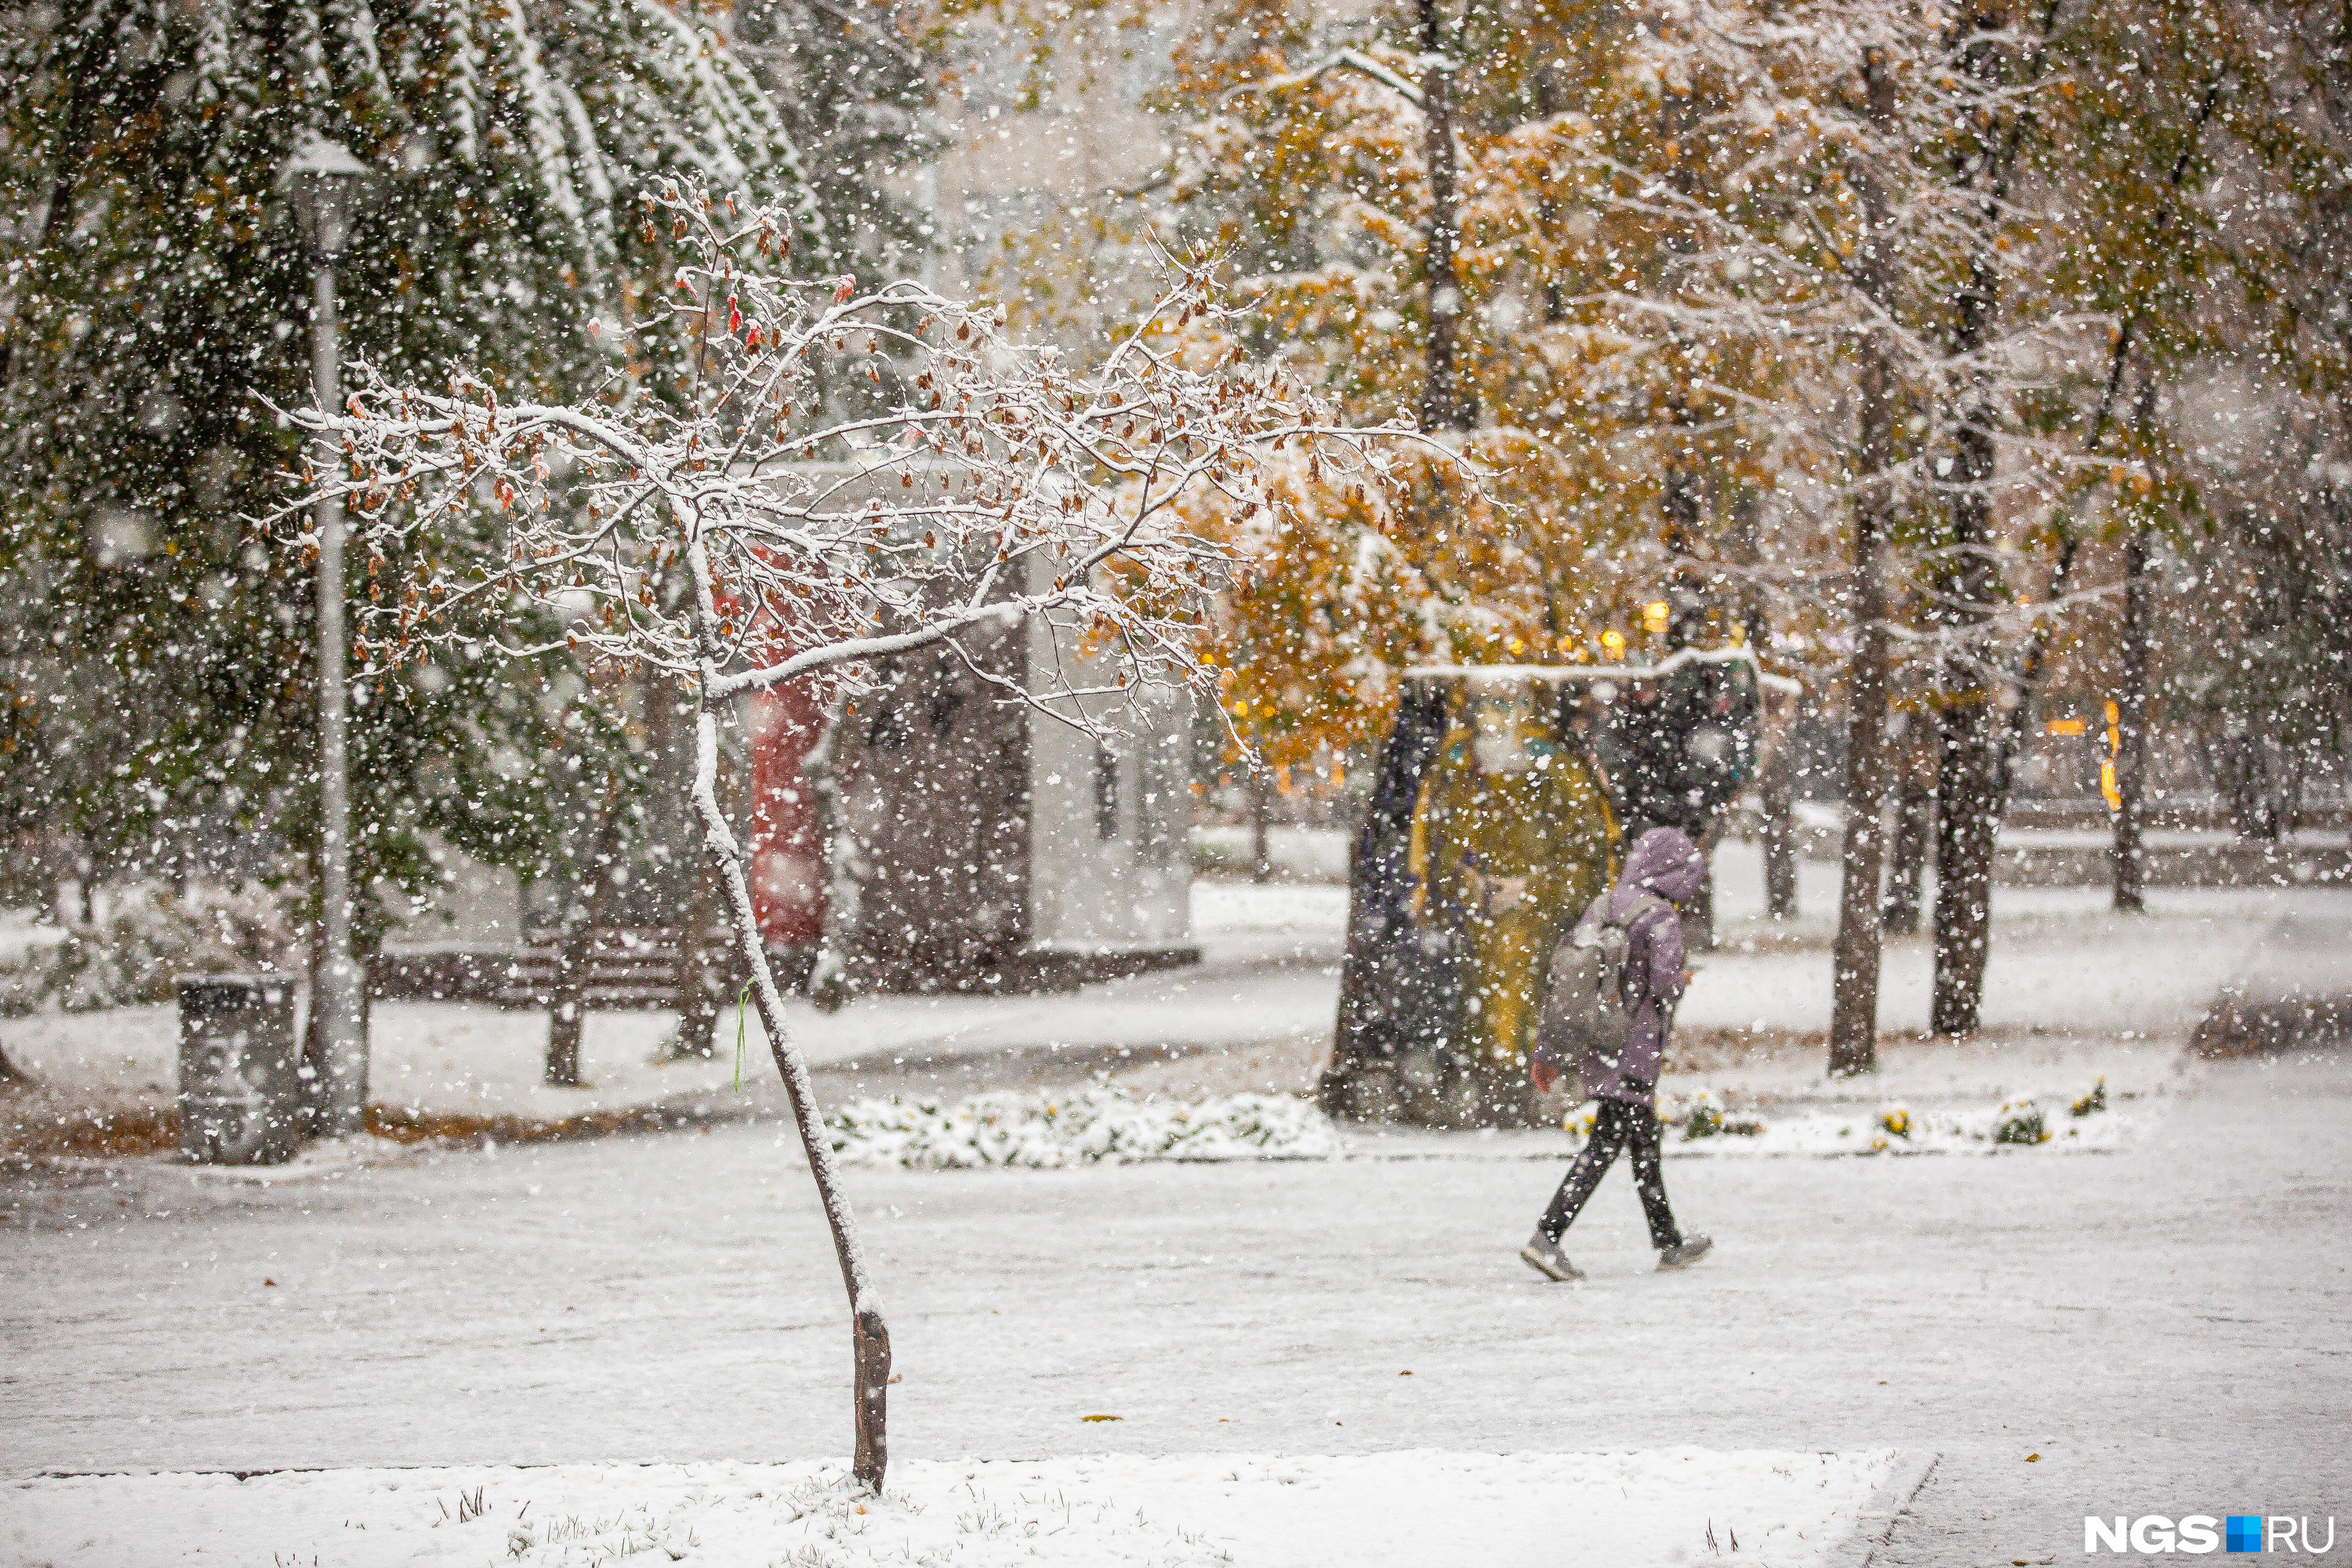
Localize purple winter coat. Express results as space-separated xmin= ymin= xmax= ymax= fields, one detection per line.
xmin=1577 ymin=827 xmax=1704 ymax=1105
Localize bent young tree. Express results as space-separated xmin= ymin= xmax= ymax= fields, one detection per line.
xmin=276 ymin=179 xmax=1400 ymax=1490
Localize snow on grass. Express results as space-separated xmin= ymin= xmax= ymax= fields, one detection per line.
xmin=828 ymin=1076 xmax=2152 ymax=1171
xmin=1642 ymin=1079 xmax=2153 ymax=1156
xmin=4 ymin=1448 xmax=1910 ymax=1567
xmin=827 ymin=1086 xmax=1345 ymax=1168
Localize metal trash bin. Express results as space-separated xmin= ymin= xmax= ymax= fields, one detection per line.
xmin=176 ymin=975 xmax=303 ymax=1165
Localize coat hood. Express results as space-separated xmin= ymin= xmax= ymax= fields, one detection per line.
xmin=1613 ymin=826 xmax=1704 ymax=913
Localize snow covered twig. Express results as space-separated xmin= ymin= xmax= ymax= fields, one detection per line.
xmin=275 ymin=183 xmax=1410 ymax=727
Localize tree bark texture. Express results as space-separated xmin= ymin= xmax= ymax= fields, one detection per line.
xmin=1828 ymin=49 xmax=1899 ymax=1078
xmin=1929 ymin=349 xmax=2005 ymax=1030
xmin=1929 ymin=684 xmax=1999 ymax=1033
xmin=1415 ymin=0 xmax=1475 ymax=432
xmin=546 ymin=795 xmax=622 ymax=1088
xmin=1927 ymin=10 xmax=2013 ymax=1039
xmin=650 ymin=674 xmax=724 ymax=1058
xmin=684 ymin=528 xmax=888 ymax=1490
xmin=2114 ymin=525 xmax=2151 ymax=912
xmin=1761 ymin=741 xmax=1798 ymax=919
xmin=1882 ymin=726 xmax=1932 ymax=938
xmin=671 ymin=854 xmax=725 ymax=1057
xmin=545 ymin=916 xmax=592 ymax=1088
xmin=1250 ymin=761 xmax=1275 ymax=884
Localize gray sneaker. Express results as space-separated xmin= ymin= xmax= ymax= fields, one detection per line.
xmin=1657 ymin=1234 xmax=1714 ymax=1271
xmin=1520 ymin=1232 xmax=1585 ymax=1282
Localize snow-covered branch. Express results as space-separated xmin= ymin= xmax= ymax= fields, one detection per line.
xmin=276 ymin=180 xmax=1414 ymax=731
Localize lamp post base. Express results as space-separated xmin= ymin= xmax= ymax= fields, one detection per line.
xmin=309 ymin=955 xmax=370 ymax=1137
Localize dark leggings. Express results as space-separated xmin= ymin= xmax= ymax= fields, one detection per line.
xmin=1538 ymin=1098 xmax=1682 ymax=1250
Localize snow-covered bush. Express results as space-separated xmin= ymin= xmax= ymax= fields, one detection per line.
xmin=826 ymin=1087 xmax=1345 ymax=1170
xmin=1991 ymin=1102 xmax=2051 ymax=1146
xmin=1659 ymin=1089 xmax=1763 ymax=1142
xmin=0 ymin=884 xmax=293 ymax=1015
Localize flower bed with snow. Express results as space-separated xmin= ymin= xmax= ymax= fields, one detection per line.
xmin=1628 ymin=1078 xmax=2152 ymax=1156
xmin=826 ymin=1087 xmax=1345 ymax=1169
xmin=4 ymin=1448 xmax=1915 ymax=1567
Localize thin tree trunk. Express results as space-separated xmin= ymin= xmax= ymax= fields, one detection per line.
xmin=0 ymin=1040 xmax=25 ymax=1085
xmin=546 ymin=797 xmax=621 ymax=1088
xmin=1250 ymin=763 xmax=1274 ymax=884
xmin=1883 ymin=744 xmax=1932 ymax=938
xmin=1828 ymin=49 xmax=1900 ymax=1079
xmin=1830 ymin=545 xmax=1893 ymax=1076
xmin=2114 ymin=536 xmax=2152 ymax=910
xmin=552 ymin=780 xmax=626 ymax=1084
xmin=684 ymin=530 xmax=889 ymax=1491
xmin=545 ymin=915 xmax=593 ymax=1088
xmin=1762 ymin=741 xmax=1798 ymax=919
xmin=672 ymin=855 xmax=724 ymax=1056
xmin=1997 ymin=531 xmax=2078 ymax=803
xmin=654 ymin=671 xmax=725 ymax=1058
xmin=2112 ymin=360 xmax=2161 ymax=911
xmin=1415 ymin=0 xmax=1475 ymax=433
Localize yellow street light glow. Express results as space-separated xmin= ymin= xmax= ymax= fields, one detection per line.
xmin=1642 ymin=601 xmax=1671 ymax=637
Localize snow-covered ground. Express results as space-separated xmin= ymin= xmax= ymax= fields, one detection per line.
xmin=2 ymin=893 xmax=2347 ymax=1566
xmin=0 ymin=881 xmax=1348 ymax=1151
xmin=0 ymin=844 xmax=2292 ymax=1158
xmin=6 ymin=1448 xmax=1918 ymax=1567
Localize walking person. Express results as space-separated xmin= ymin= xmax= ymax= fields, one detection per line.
xmin=1520 ymin=826 xmax=1714 ymax=1280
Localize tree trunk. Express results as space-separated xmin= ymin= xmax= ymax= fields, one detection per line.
xmin=1762 ymin=741 xmax=1798 ymax=919
xmin=1829 ymin=550 xmax=1892 ymax=1076
xmin=671 ymin=855 xmax=724 ymax=1057
xmin=1250 ymin=763 xmax=1274 ymax=884
xmin=1882 ymin=742 xmax=1931 ymax=938
xmin=1415 ymin=0 xmax=1475 ymax=433
xmin=657 ymin=673 xmax=725 ymax=1058
xmin=684 ymin=532 xmax=889 ymax=1491
xmin=1828 ymin=49 xmax=1898 ymax=1080
xmin=545 ymin=915 xmax=593 ymax=1089
xmin=1926 ymin=9 xmax=2013 ymax=1039
xmin=1928 ymin=345 xmax=2005 ymax=1030
xmin=2114 ymin=525 xmax=2151 ymax=913
xmin=0 ymin=1040 xmax=25 ymax=1085
xmin=547 ymin=792 xmax=622 ymax=1088
xmin=1931 ymin=686 xmax=2000 ymax=1033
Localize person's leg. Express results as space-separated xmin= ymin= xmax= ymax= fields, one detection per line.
xmin=1624 ymin=1105 xmax=1684 ymax=1251
xmin=1537 ymin=1100 xmax=1630 ymax=1242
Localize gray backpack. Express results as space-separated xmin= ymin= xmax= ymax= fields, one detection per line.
xmin=1536 ymin=892 xmax=1667 ymax=1071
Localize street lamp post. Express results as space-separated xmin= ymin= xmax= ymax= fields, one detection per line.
xmin=281 ymin=135 xmax=372 ymax=1137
